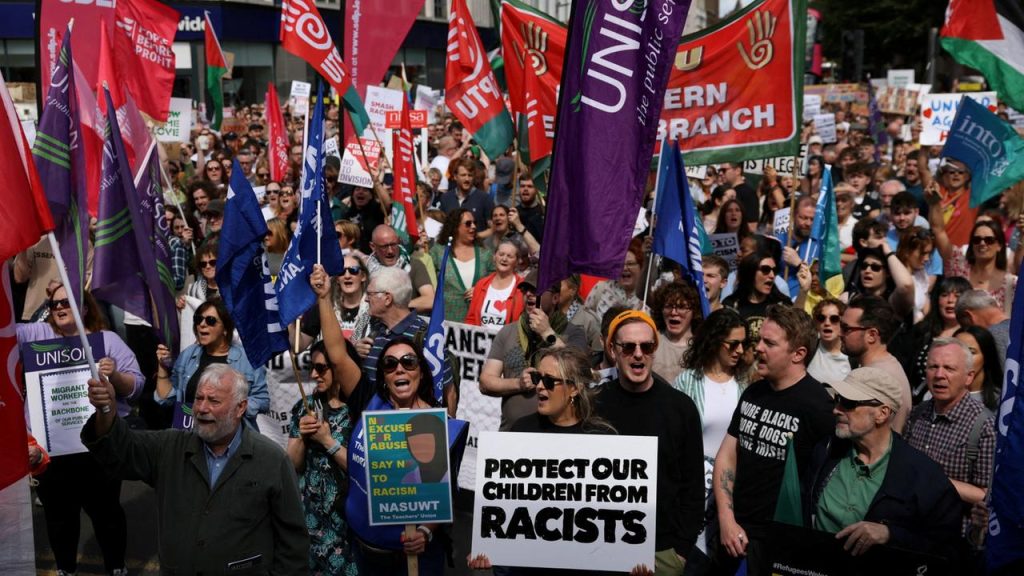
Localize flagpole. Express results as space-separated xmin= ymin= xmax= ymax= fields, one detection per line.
xmin=152 ymin=138 xmax=197 ymax=255
xmin=783 ymin=153 xmax=801 ymax=282
xmin=46 ymin=232 xmax=105 ymax=412
xmin=642 ymin=147 xmax=666 ymax=311
xmin=291 ymin=318 xmax=313 ymax=415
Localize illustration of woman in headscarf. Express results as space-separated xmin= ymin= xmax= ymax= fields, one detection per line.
xmin=402 ymin=413 xmax=449 ymax=484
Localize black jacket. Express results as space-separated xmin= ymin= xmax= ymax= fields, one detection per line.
xmin=803 ymin=433 xmax=963 ymax=558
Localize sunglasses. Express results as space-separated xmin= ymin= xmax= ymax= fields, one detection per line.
xmin=530 ymin=372 xmax=574 ymax=391
xmin=942 ymin=168 xmax=967 ymax=175
xmin=862 ymin=263 xmax=884 ymax=272
xmin=972 ymin=236 xmax=998 ymax=246
xmin=207 ymin=166 xmax=222 ymax=171
xmin=48 ymin=298 xmax=71 ymax=310
xmin=722 ymin=339 xmax=746 ymax=352
xmin=664 ymin=303 xmax=693 ymax=312
xmin=834 ymin=394 xmax=883 ymax=410
xmin=257 ymin=172 xmax=270 ymax=178
xmin=613 ymin=341 xmax=657 ymax=356
xmin=281 ymin=190 xmax=296 ymax=196
xmin=758 ymin=265 xmax=777 ymax=275
xmin=341 ymin=265 xmax=362 ymax=276
xmin=381 ymin=353 xmax=420 ymax=374
xmin=815 ymin=314 xmax=840 ymax=324
xmin=840 ymin=323 xmax=868 ymax=334
xmin=193 ymin=314 xmax=219 ymax=327
xmin=310 ymin=362 xmax=330 ymax=375
xmin=463 ymin=220 xmax=477 ymax=228
xmin=200 ymin=259 xmax=217 ymax=269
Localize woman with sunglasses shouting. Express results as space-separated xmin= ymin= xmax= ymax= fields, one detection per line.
xmin=16 ymin=281 xmax=144 ymax=576
xmin=933 ymin=217 xmax=1016 ymax=310
xmin=155 ymin=299 xmax=269 ymax=431
xmin=310 ymin=264 xmax=462 ymax=575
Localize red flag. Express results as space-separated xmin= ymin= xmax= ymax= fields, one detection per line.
xmin=0 ymin=262 xmax=29 ymax=491
xmin=265 ymin=82 xmax=290 ymax=182
xmin=74 ymin=60 xmax=105 ymax=217
xmin=113 ymin=0 xmax=179 ymax=122
xmin=522 ymin=59 xmax=557 ymax=164
xmin=0 ymin=72 xmax=53 ymax=263
xmin=97 ymin=23 xmax=152 ymax=176
xmin=392 ymin=102 xmax=419 ymax=243
xmin=97 ymin=24 xmax=124 ymax=114
xmin=280 ymin=0 xmax=353 ymax=96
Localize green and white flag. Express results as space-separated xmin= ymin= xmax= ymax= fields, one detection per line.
xmin=941 ymin=0 xmax=1024 ymax=112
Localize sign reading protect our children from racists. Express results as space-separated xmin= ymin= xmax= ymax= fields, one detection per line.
xmin=364 ymin=408 xmax=453 ymax=525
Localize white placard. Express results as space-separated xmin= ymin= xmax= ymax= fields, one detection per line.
xmin=472 ymin=432 xmax=659 ymax=572
xmin=154 ymin=98 xmax=194 ymax=143
xmin=710 ymin=232 xmax=740 ymax=271
xmin=886 ymin=69 xmax=915 ymax=88
xmin=920 ymin=92 xmax=998 ymax=145
xmin=339 ymin=137 xmax=381 ymax=189
xmin=289 ymin=81 xmax=312 ymax=117
xmin=20 ymin=119 xmax=36 ymax=147
xmin=449 ymin=322 xmax=503 ymax=491
xmin=802 ymin=94 xmax=821 ymax=121
xmin=812 ymin=113 xmax=837 ymax=143
xmin=684 ymin=164 xmax=708 ymax=180
xmin=773 ymin=207 xmax=791 ymax=240
xmin=424 ymin=217 xmax=443 ymax=239
xmin=414 ymin=85 xmax=441 ymax=124
xmin=256 ymin=349 xmax=316 ymax=451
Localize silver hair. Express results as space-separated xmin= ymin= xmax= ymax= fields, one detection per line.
xmin=198 ymin=364 xmax=248 ymax=405
xmin=928 ymin=336 xmax=974 ymax=374
xmin=880 ymin=179 xmax=906 ymax=193
xmin=955 ymin=289 xmax=999 ymax=313
xmin=370 ymin=266 xmax=413 ymax=308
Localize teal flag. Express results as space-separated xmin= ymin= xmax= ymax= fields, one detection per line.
xmin=941 ymin=96 xmax=1024 ymax=208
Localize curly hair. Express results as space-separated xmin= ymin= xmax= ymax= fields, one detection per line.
xmin=681 ymin=308 xmax=748 ymax=373
xmin=437 ymin=208 xmax=475 ymax=246
xmin=650 ymin=281 xmax=704 ymax=336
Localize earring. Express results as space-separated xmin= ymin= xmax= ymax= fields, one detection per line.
xmin=570 ymin=396 xmax=576 ymax=405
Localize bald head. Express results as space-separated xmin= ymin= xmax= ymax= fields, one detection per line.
xmin=371 ymin=225 xmax=401 ymax=266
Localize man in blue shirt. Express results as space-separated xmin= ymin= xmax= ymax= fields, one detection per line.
xmin=439 ymin=157 xmax=494 ymax=233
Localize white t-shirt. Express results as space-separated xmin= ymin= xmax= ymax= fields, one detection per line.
xmin=807 ymin=342 xmax=851 ymax=387
xmin=479 ymin=283 xmax=515 ymax=326
xmin=454 ymin=258 xmax=475 ymax=292
xmin=696 ymin=374 xmax=739 ymax=554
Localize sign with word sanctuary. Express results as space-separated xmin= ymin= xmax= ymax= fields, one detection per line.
xmin=21 ymin=334 xmax=106 ymax=456
xmin=472 ymin=432 xmax=658 ymax=572
xmin=659 ymin=0 xmax=806 ymax=165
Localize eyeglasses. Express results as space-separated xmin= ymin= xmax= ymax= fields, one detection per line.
xmin=815 ymin=314 xmax=840 ymax=324
xmin=381 ymin=353 xmax=420 ymax=374
xmin=840 ymin=323 xmax=868 ymax=334
xmin=664 ymin=303 xmax=693 ymax=312
xmin=310 ymin=362 xmax=329 ymax=375
xmin=48 ymin=298 xmax=71 ymax=311
xmin=722 ymin=339 xmax=745 ymax=352
xmin=530 ymin=371 xmax=574 ymax=391
xmin=366 ymin=290 xmax=389 ymax=298
xmin=758 ymin=265 xmax=777 ymax=275
xmin=942 ymin=168 xmax=968 ymax=176
xmin=862 ymin=263 xmax=884 ymax=272
xmin=613 ymin=341 xmax=657 ymax=356
xmin=207 ymin=166 xmax=222 ymax=172
xmin=200 ymin=259 xmax=217 ymax=269
xmin=281 ymin=190 xmax=296 ymax=197
xmin=834 ymin=394 xmax=883 ymax=411
xmin=972 ymin=236 xmax=998 ymax=246
xmin=193 ymin=314 xmax=219 ymax=327
xmin=341 ymin=266 xmax=362 ymax=276
xmin=374 ymin=242 xmax=400 ymax=251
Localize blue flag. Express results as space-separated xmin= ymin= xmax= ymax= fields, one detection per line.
xmin=92 ymin=88 xmax=174 ymax=348
xmin=423 ymin=242 xmax=452 ymax=402
xmin=987 ymin=269 xmax=1024 ymax=570
xmin=275 ymin=83 xmax=345 ymax=326
xmin=217 ymin=161 xmax=289 ymax=367
xmin=806 ymin=167 xmax=844 ymax=297
xmin=652 ymin=138 xmax=711 ymax=318
xmin=32 ymin=26 xmax=88 ymax=305
xmin=942 ymin=96 xmax=1024 ymax=208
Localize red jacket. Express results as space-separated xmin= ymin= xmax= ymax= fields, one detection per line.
xmin=463 ymin=272 xmax=525 ymax=326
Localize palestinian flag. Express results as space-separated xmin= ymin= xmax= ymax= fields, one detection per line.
xmin=941 ymin=0 xmax=1024 ymax=112
xmin=204 ymin=11 xmax=228 ymax=131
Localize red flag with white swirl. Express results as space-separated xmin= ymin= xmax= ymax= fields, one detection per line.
xmin=280 ymin=0 xmax=353 ymax=96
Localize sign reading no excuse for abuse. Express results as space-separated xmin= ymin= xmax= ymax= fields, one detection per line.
xmin=472 ymin=432 xmax=658 ymax=572
xmin=364 ymin=408 xmax=453 ymax=525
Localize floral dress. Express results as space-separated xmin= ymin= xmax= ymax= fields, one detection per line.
xmin=289 ymin=398 xmax=359 ymax=576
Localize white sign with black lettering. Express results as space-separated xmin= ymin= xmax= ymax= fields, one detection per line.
xmin=773 ymin=207 xmax=791 ymax=241
xmin=710 ymin=232 xmax=740 ymax=271
xmin=472 ymin=432 xmax=658 ymax=572
xmin=257 ymin=349 xmax=316 ymax=451
xmin=813 ymin=113 xmax=837 ymax=143
xmin=448 ymin=322 xmax=503 ymax=490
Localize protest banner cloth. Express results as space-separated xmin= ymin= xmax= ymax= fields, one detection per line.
xmin=386 ymin=110 xmax=428 ymax=129
xmin=360 ymin=85 xmax=405 ymax=163
xmin=204 ymin=12 xmax=228 ymax=131
xmin=658 ymin=0 xmax=807 ymax=165
xmin=540 ymin=0 xmax=692 ymax=290
xmin=265 ymin=82 xmax=290 ymax=182
xmin=38 ymin=0 xmax=113 ymax=100
xmin=289 ymin=80 xmax=311 ymax=117
xmin=941 ymin=0 xmax=1024 ymax=114
xmin=472 ymin=431 xmax=658 ymax=572
xmin=21 ymin=334 xmax=106 ymax=456
xmin=256 ymin=349 xmax=316 ymax=451
xmin=710 ymin=232 xmax=740 ymax=270
xmin=364 ymin=408 xmax=453 ymax=525
xmin=919 ymin=92 xmax=998 ymax=146
xmin=942 ymin=96 xmax=1024 ymax=208
xmin=153 ymin=98 xmax=193 ymax=143
xmin=112 ymin=0 xmax=179 ymax=122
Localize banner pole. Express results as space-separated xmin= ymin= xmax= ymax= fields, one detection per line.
xmin=291 ymin=318 xmax=313 ymax=415
xmin=405 ymin=524 xmax=419 ymax=575
xmin=783 ymin=153 xmax=801 ymax=281
xmin=642 ymin=147 xmax=666 ymax=310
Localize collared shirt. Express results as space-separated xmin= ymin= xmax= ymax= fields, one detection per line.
xmin=204 ymin=424 xmax=244 ymax=487
xmin=363 ymin=311 xmax=429 ymax=387
xmin=815 ymin=437 xmax=892 ymax=533
xmin=169 ymin=236 xmax=189 ymax=290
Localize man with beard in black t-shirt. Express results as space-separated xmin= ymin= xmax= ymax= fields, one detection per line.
xmin=711 ymin=305 xmax=833 ymax=576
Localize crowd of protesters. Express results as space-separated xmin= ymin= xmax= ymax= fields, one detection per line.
xmin=10 ymin=89 xmax=1024 ymax=576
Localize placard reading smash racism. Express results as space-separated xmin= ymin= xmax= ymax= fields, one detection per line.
xmin=364 ymin=408 xmax=453 ymax=525
xmin=21 ymin=334 xmax=107 ymax=456
xmin=472 ymin=432 xmax=658 ymax=572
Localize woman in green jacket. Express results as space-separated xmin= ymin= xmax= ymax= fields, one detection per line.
xmin=431 ymin=208 xmax=493 ymax=322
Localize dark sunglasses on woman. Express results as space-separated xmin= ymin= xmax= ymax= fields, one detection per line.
xmin=193 ymin=314 xmax=219 ymax=327
xmin=380 ymin=353 xmax=419 ymax=374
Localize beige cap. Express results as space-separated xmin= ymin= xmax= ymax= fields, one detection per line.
xmin=829 ymin=367 xmax=902 ymax=412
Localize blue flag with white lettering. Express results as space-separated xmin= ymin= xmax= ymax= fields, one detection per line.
xmin=216 ymin=161 xmax=289 ymax=367
xmin=987 ymin=266 xmax=1024 ymax=571
xmin=941 ymin=96 xmax=1024 ymax=208
xmin=275 ymin=83 xmax=345 ymax=326
xmin=653 ymin=138 xmax=711 ymax=318
xmin=424 ymin=242 xmax=452 ymax=402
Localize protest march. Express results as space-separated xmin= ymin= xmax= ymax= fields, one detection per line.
xmin=5 ymin=0 xmax=1024 ymax=575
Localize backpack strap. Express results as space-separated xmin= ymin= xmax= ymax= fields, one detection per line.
xmin=966 ymin=409 xmax=989 ymax=484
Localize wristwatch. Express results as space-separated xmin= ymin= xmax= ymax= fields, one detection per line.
xmin=544 ymin=333 xmax=557 ymax=345
xmin=417 ymin=525 xmax=433 ymax=542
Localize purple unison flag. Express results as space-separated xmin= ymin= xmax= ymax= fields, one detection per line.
xmin=537 ymin=0 xmax=692 ymax=291
xmin=32 ymin=26 xmax=89 ymax=304
xmin=92 ymin=88 xmax=173 ymax=342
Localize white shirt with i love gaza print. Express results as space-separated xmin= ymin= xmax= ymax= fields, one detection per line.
xmin=479 ymin=283 xmax=515 ymax=326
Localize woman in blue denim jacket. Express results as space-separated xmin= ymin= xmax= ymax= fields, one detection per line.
xmin=154 ymin=298 xmax=269 ymax=429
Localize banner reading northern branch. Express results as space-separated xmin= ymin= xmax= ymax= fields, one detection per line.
xmin=658 ymin=0 xmax=807 ymax=165
xmin=539 ymin=0 xmax=692 ymax=290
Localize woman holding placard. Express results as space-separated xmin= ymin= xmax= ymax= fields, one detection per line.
xmin=17 ymin=281 xmax=144 ymax=576
xmin=510 ymin=346 xmax=615 ymax=434
xmin=286 ymin=340 xmax=359 ymax=576
xmin=311 ymin=264 xmax=455 ymax=576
